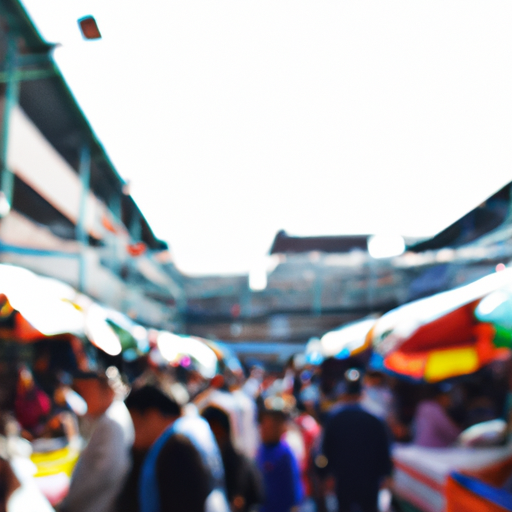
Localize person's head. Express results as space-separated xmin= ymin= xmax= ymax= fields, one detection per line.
xmin=72 ymin=371 xmax=114 ymax=419
xmin=364 ymin=370 xmax=385 ymax=388
xmin=259 ymin=396 xmax=291 ymax=444
xmin=259 ymin=409 xmax=287 ymax=444
xmin=431 ymin=383 xmax=453 ymax=410
xmin=202 ymin=406 xmax=231 ymax=449
xmin=338 ymin=368 xmax=362 ymax=402
xmin=125 ymin=385 xmax=181 ymax=450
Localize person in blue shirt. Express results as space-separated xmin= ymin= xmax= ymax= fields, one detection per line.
xmin=256 ymin=397 xmax=303 ymax=512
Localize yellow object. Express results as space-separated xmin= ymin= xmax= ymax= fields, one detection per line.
xmin=30 ymin=445 xmax=80 ymax=478
xmin=424 ymin=346 xmax=479 ymax=382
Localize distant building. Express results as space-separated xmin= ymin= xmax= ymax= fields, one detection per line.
xmin=184 ymin=190 xmax=512 ymax=348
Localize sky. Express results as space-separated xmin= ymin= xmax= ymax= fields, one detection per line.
xmin=21 ymin=0 xmax=512 ymax=275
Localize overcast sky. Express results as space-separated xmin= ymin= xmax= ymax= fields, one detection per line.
xmin=21 ymin=0 xmax=512 ymax=275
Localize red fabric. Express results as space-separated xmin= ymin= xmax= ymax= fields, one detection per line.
xmin=384 ymin=323 xmax=503 ymax=381
xmin=400 ymin=301 xmax=482 ymax=353
xmin=127 ymin=242 xmax=147 ymax=256
xmin=294 ymin=413 xmax=321 ymax=496
xmin=15 ymin=386 xmax=51 ymax=430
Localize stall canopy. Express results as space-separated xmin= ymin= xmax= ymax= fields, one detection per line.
xmin=156 ymin=332 xmax=219 ymax=379
xmin=305 ymin=317 xmax=377 ymax=365
xmin=368 ymin=268 xmax=512 ymax=382
xmin=320 ymin=317 xmax=376 ymax=359
xmin=0 ymin=264 xmax=84 ymax=338
xmin=0 ymin=264 xmax=148 ymax=358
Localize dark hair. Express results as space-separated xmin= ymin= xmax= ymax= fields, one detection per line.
xmin=258 ymin=395 xmax=294 ymax=423
xmin=202 ymin=406 xmax=231 ymax=434
xmin=72 ymin=370 xmax=110 ymax=390
xmin=125 ymin=385 xmax=181 ymax=417
xmin=73 ymin=370 xmax=107 ymax=381
xmin=258 ymin=408 xmax=287 ymax=423
xmin=343 ymin=368 xmax=362 ymax=396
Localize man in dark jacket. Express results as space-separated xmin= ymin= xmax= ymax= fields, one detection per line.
xmin=317 ymin=369 xmax=392 ymax=512
xmin=202 ymin=406 xmax=264 ymax=512
xmin=118 ymin=385 xmax=228 ymax=512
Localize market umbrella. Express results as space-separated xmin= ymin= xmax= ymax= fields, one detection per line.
xmin=86 ymin=305 xmax=150 ymax=356
xmin=319 ymin=317 xmax=377 ymax=359
xmin=0 ymin=264 xmax=85 ymax=340
xmin=368 ymin=269 xmax=512 ymax=382
xmin=204 ymin=340 xmax=245 ymax=379
xmin=156 ymin=332 xmax=219 ymax=378
xmin=0 ymin=295 xmax=43 ymax=341
xmin=0 ymin=264 xmax=131 ymax=356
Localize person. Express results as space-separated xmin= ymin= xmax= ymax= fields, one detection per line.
xmin=293 ymin=401 xmax=321 ymax=501
xmin=318 ymin=369 xmax=392 ymax=512
xmin=119 ymin=385 xmax=229 ymax=512
xmin=0 ymin=457 xmax=19 ymax=512
xmin=202 ymin=406 xmax=264 ymax=512
xmin=229 ymin=369 xmax=260 ymax=459
xmin=60 ymin=370 xmax=134 ymax=512
xmin=242 ymin=365 xmax=264 ymax=400
xmin=361 ymin=370 xmax=394 ymax=422
xmin=14 ymin=366 xmax=51 ymax=439
xmin=412 ymin=385 xmax=462 ymax=448
xmin=194 ymin=373 xmax=247 ymax=455
xmin=256 ymin=397 xmax=303 ymax=512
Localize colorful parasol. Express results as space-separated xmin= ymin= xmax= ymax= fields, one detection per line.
xmin=0 ymin=264 xmax=143 ymax=358
xmin=368 ymin=269 xmax=512 ymax=382
xmin=319 ymin=317 xmax=377 ymax=359
xmin=156 ymin=332 xmax=219 ymax=378
xmin=0 ymin=264 xmax=84 ymax=340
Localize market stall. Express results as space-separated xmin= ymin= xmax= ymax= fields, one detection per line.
xmin=0 ymin=263 xmax=149 ymax=510
xmin=393 ymin=443 xmax=512 ymax=512
xmin=367 ymin=269 xmax=512 ymax=511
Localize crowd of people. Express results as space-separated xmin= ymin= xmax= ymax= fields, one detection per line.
xmin=52 ymin=359 xmax=395 ymax=512
xmin=2 ymin=339 xmax=512 ymax=512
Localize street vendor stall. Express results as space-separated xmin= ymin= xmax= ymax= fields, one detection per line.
xmin=367 ymin=268 xmax=512 ymax=511
xmin=393 ymin=443 xmax=512 ymax=512
xmin=368 ymin=268 xmax=512 ymax=382
xmin=316 ymin=316 xmax=376 ymax=361
xmin=0 ymin=263 xmax=149 ymax=510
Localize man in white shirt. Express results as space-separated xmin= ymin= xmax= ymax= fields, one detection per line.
xmin=60 ymin=371 xmax=134 ymax=512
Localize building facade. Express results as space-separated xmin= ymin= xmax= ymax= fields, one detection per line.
xmin=0 ymin=0 xmax=183 ymax=329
